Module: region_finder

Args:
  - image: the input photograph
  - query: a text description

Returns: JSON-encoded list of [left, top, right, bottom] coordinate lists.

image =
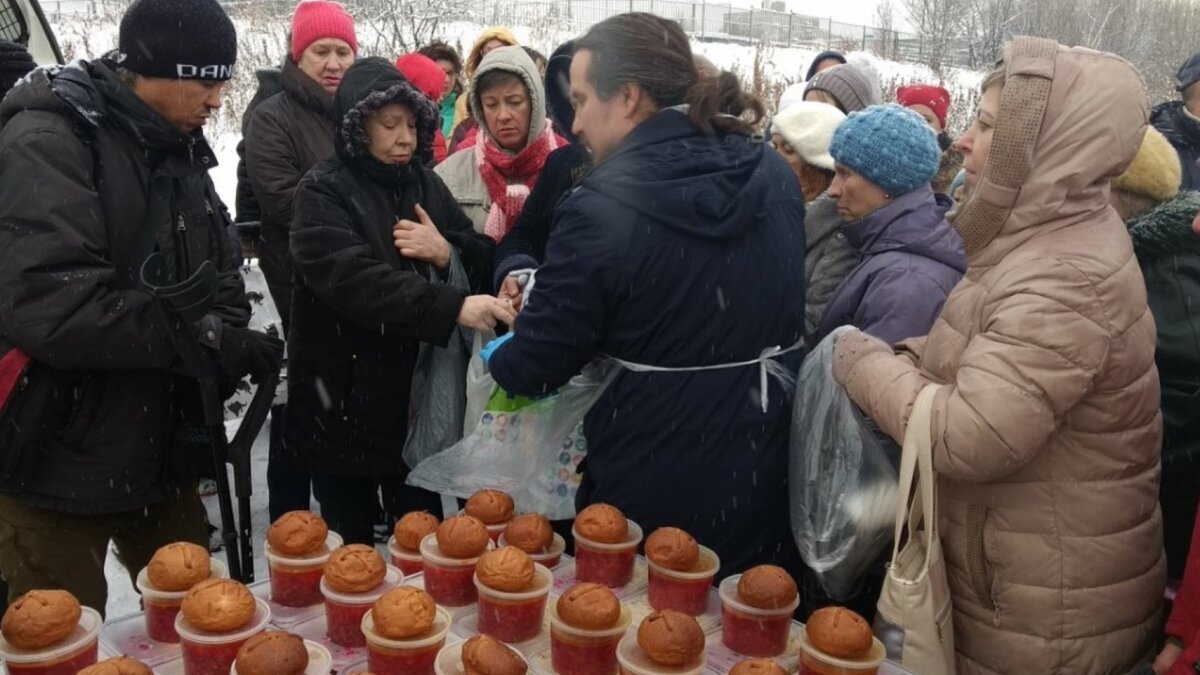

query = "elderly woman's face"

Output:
[[481, 79, 531, 151], [957, 85, 1001, 190], [828, 163, 892, 222], [365, 102, 417, 165]]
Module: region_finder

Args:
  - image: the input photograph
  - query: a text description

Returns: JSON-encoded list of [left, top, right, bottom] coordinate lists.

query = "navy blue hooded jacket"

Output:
[[489, 108, 807, 577]]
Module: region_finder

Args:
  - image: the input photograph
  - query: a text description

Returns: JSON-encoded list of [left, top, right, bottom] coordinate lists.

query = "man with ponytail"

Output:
[[485, 13, 807, 578]]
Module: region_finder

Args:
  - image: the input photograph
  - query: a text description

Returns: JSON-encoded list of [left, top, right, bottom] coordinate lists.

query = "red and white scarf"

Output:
[[476, 122, 564, 242]]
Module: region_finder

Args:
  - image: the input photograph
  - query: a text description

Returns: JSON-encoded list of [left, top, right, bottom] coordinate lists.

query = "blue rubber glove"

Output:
[[479, 332, 514, 365]]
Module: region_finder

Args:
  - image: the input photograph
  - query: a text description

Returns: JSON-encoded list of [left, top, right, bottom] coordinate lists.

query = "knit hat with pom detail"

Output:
[[118, 0, 236, 80], [291, 1, 358, 62], [1112, 127, 1181, 204], [830, 103, 941, 197]]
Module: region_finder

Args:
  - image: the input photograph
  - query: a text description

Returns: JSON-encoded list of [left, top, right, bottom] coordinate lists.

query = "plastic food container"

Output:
[[615, 632, 705, 675], [797, 630, 885, 675], [137, 558, 230, 643], [176, 598, 272, 675], [229, 639, 332, 675], [434, 638, 528, 675], [420, 533, 494, 607], [718, 575, 798, 658], [362, 606, 452, 675], [321, 565, 404, 647], [265, 531, 344, 608], [497, 532, 567, 569], [572, 520, 643, 588], [474, 563, 553, 643], [548, 599, 631, 675], [387, 536, 425, 577], [0, 606, 101, 675], [646, 546, 719, 616]]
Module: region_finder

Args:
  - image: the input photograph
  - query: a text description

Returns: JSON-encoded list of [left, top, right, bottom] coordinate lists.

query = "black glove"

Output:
[[218, 325, 283, 384]]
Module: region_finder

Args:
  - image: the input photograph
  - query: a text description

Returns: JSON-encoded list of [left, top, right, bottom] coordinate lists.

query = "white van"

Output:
[[1, 0, 62, 65]]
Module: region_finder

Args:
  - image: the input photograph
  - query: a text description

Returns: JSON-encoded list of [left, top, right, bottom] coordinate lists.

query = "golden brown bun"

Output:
[[1, 589, 82, 650], [325, 544, 387, 593], [644, 528, 699, 571], [729, 660, 787, 675], [394, 512, 440, 552], [372, 587, 436, 640], [556, 583, 621, 630], [267, 511, 329, 556], [77, 657, 154, 675], [737, 565, 798, 610], [465, 490, 515, 525], [147, 542, 212, 592], [636, 611, 705, 667], [235, 631, 309, 675], [806, 607, 873, 660], [574, 504, 628, 544], [436, 515, 490, 558], [476, 547, 535, 592], [462, 635, 527, 675], [503, 514, 554, 554], [181, 578, 256, 632]]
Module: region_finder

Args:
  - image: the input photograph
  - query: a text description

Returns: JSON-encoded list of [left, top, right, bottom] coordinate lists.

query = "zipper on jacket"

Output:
[[965, 504, 997, 613], [175, 213, 191, 279]]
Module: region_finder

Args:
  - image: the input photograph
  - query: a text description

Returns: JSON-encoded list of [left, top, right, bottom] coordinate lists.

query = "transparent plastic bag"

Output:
[[407, 359, 618, 520], [789, 327, 900, 600]]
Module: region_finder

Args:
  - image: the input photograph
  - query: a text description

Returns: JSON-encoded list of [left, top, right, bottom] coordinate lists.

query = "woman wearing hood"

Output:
[[449, 27, 519, 148], [286, 58, 514, 543], [814, 104, 966, 345], [436, 46, 567, 243], [831, 38, 1164, 674]]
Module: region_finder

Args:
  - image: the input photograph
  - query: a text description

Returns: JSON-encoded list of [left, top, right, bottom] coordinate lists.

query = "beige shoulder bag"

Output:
[[874, 384, 956, 674]]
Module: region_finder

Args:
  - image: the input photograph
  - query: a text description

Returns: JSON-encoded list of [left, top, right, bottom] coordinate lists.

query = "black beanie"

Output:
[[0, 41, 35, 97], [118, 0, 237, 80]]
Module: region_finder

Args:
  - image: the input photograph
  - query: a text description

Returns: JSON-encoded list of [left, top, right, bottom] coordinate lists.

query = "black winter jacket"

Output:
[[235, 67, 283, 224], [286, 59, 493, 477], [0, 60, 250, 514], [489, 109, 807, 577], [1152, 101, 1200, 191]]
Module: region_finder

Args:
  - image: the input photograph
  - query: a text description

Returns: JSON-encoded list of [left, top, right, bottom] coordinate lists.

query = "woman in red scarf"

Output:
[[435, 46, 567, 242]]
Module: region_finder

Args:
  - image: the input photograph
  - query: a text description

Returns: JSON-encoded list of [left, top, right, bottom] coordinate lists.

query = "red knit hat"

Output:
[[896, 84, 951, 128], [291, 1, 357, 62], [395, 53, 446, 102]]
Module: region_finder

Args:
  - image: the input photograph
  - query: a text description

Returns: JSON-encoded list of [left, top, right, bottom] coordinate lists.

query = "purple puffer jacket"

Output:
[[814, 185, 966, 345]]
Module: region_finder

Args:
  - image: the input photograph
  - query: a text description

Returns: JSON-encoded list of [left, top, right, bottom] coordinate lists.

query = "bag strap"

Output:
[[890, 384, 942, 571]]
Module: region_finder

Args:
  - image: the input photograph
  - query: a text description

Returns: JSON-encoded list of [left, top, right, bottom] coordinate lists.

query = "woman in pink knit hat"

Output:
[[242, 0, 357, 520]]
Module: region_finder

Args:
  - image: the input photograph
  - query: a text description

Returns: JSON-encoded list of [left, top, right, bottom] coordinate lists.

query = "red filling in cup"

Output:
[[717, 575, 798, 658], [419, 533, 493, 607], [362, 606, 452, 675], [175, 598, 271, 675], [136, 558, 230, 643], [548, 600, 631, 675], [797, 630, 885, 675], [474, 563, 553, 643], [646, 546, 719, 616], [321, 565, 404, 648], [0, 606, 102, 675], [572, 520, 643, 588], [387, 536, 425, 577], [265, 532, 343, 608], [614, 632, 706, 675]]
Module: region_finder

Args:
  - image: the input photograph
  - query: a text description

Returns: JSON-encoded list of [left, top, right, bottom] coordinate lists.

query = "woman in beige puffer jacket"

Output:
[[831, 37, 1165, 674]]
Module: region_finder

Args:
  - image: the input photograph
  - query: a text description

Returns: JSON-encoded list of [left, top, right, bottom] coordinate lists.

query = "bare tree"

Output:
[[872, 0, 898, 60], [902, 0, 968, 75], [345, 0, 475, 56]]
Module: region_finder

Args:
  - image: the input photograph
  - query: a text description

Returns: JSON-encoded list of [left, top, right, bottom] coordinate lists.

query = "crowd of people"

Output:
[[1, 0, 1200, 673]]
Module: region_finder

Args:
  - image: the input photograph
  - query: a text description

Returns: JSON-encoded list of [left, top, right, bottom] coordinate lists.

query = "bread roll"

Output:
[[503, 514, 553, 554], [77, 657, 154, 675], [325, 544, 386, 594], [574, 504, 628, 544], [737, 565, 798, 610], [465, 490, 515, 525], [235, 631, 309, 675], [267, 511, 329, 556], [476, 547, 535, 592], [435, 515, 490, 558], [644, 528, 699, 571], [372, 587, 436, 640], [462, 635, 527, 675], [147, 542, 211, 592], [556, 583, 621, 630], [394, 512, 440, 552], [806, 606, 873, 660], [181, 578, 256, 633], [636, 610, 705, 667], [1, 589, 82, 650]]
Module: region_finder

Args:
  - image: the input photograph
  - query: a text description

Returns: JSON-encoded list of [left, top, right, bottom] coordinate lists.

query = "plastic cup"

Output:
[[0, 606, 101, 675], [137, 558, 230, 643], [362, 606, 452, 675], [321, 565, 404, 647], [265, 531, 343, 608], [434, 638, 528, 675], [646, 547, 719, 616], [797, 630, 885, 675], [176, 598, 271, 675], [229, 639, 333, 675], [419, 533, 494, 607], [387, 536, 425, 577], [573, 520, 643, 588], [473, 563, 553, 643], [718, 575, 798, 658], [615, 632, 705, 675], [549, 599, 631, 675], [497, 532, 567, 569]]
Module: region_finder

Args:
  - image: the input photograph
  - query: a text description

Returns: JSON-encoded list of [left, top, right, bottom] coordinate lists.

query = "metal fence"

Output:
[[40, 0, 978, 69]]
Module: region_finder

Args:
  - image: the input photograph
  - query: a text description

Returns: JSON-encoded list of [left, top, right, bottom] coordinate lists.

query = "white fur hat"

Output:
[[771, 101, 846, 172]]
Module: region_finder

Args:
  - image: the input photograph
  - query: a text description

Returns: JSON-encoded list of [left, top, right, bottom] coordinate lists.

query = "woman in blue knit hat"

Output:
[[813, 103, 967, 345]]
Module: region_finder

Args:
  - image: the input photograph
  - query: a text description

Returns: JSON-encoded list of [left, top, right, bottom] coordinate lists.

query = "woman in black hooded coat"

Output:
[[286, 58, 515, 542]]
